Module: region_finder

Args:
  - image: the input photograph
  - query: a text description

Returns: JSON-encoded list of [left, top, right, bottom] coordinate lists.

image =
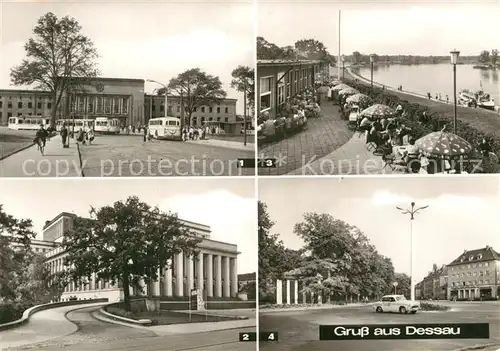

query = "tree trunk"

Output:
[[122, 273, 131, 312], [51, 92, 58, 127]]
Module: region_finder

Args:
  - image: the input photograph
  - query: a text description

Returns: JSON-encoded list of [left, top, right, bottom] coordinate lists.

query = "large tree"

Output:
[[230, 65, 255, 117], [478, 50, 490, 64], [62, 196, 201, 311], [491, 49, 499, 66], [10, 12, 100, 125], [166, 68, 226, 129], [0, 206, 63, 305], [294, 39, 336, 65]]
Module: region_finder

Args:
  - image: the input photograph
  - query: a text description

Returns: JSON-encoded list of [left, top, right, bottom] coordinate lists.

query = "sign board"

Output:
[[190, 289, 205, 311], [393, 282, 399, 287]]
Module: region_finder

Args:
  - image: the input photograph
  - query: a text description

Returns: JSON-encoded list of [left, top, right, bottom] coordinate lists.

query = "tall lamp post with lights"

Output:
[[147, 79, 168, 118], [450, 49, 460, 134], [396, 202, 429, 301], [369, 54, 375, 93]]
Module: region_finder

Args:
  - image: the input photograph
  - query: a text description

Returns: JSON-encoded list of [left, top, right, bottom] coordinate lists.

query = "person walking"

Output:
[[61, 123, 68, 147], [87, 128, 95, 145], [143, 126, 148, 142]]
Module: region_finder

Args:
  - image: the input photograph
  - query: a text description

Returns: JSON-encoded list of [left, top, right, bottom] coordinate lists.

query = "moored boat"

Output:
[[458, 89, 495, 110]]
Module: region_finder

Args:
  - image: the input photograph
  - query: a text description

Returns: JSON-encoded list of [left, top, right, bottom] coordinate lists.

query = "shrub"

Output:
[[0, 302, 33, 324], [419, 302, 450, 311], [106, 306, 136, 320]]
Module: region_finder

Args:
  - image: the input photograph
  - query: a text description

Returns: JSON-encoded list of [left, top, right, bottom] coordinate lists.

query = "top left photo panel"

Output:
[[0, 0, 256, 178]]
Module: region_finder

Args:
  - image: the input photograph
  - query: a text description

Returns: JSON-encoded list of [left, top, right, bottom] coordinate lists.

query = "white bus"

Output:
[[56, 119, 94, 133], [94, 117, 121, 134], [148, 117, 181, 140], [8, 116, 50, 130]]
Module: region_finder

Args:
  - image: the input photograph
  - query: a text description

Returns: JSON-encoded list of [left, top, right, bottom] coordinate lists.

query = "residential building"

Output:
[[447, 246, 500, 300], [257, 59, 330, 119], [417, 265, 448, 300], [39, 212, 240, 303]]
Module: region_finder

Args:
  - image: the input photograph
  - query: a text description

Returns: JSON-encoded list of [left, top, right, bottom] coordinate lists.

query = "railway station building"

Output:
[[0, 77, 241, 131]]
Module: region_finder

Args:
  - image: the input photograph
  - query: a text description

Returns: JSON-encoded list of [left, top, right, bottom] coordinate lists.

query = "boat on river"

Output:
[[458, 89, 495, 110]]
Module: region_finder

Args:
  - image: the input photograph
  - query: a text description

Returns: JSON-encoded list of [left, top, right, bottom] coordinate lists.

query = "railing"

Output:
[[0, 298, 108, 332]]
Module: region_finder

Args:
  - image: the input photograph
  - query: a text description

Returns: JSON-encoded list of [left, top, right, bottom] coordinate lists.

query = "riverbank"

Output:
[[346, 68, 500, 140]]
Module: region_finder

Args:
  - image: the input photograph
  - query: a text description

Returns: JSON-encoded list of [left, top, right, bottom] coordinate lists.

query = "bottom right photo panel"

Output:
[[258, 176, 500, 351]]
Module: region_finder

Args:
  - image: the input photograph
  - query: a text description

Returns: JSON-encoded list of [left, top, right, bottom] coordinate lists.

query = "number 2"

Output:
[[242, 333, 249, 341], [268, 333, 275, 340]]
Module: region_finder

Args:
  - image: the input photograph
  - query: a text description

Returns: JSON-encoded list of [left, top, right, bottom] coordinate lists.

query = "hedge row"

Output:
[[0, 302, 33, 324], [343, 78, 500, 173]]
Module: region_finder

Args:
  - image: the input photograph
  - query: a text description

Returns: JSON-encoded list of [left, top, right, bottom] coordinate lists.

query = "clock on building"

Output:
[[96, 84, 104, 92]]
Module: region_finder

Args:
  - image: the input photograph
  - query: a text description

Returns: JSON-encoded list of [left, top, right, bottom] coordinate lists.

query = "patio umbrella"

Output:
[[346, 93, 371, 105], [331, 84, 350, 91], [415, 131, 472, 157], [361, 104, 396, 119], [338, 87, 359, 96]]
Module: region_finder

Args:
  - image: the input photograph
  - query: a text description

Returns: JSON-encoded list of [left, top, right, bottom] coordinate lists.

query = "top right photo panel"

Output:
[[256, 1, 500, 176]]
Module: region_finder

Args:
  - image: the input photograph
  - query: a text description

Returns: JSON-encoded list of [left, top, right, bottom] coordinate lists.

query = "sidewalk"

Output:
[[185, 139, 255, 152], [0, 135, 82, 177], [0, 303, 102, 350], [174, 308, 256, 319], [287, 132, 404, 175]]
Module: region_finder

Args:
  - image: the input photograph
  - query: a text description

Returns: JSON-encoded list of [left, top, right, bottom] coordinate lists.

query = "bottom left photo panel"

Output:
[[0, 178, 257, 351]]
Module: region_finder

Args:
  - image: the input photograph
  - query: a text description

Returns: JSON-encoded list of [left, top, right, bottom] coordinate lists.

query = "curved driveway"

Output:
[[2, 304, 255, 351], [259, 302, 500, 351]]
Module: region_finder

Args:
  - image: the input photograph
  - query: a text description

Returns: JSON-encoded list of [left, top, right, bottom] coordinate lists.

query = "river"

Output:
[[337, 64, 500, 104]]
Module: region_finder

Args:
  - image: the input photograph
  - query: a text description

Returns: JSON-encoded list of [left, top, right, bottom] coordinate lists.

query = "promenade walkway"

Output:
[[258, 95, 353, 175], [0, 135, 82, 177], [0, 303, 103, 350]]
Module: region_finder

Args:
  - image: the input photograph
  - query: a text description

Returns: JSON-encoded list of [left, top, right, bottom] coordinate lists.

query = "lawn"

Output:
[[106, 306, 244, 326], [0, 128, 35, 159]]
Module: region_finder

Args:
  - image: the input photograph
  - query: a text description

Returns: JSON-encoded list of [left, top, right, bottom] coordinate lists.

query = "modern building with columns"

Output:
[[42, 212, 244, 306]]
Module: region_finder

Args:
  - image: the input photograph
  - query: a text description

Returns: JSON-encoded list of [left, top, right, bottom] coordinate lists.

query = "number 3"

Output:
[[268, 333, 274, 340], [266, 159, 272, 167], [242, 334, 249, 341]]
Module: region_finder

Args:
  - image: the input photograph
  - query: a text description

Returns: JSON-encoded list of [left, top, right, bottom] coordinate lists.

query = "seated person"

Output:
[[380, 118, 388, 130]]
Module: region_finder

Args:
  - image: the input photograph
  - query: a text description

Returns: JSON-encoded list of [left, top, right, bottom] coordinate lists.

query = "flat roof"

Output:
[[0, 89, 51, 95], [258, 59, 325, 67], [144, 94, 237, 102]]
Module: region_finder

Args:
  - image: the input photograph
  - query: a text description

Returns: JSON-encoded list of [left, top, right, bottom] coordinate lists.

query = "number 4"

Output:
[[268, 333, 275, 340]]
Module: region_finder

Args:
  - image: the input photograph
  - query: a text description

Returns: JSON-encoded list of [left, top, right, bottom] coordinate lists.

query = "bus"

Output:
[[8, 116, 50, 130], [56, 119, 94, 133], [148, 117, 181, 140], [94, 117, 121, 134]]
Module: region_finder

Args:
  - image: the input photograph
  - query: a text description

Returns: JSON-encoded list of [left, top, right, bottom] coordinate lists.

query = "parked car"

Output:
[[373, 294, 420, 314]]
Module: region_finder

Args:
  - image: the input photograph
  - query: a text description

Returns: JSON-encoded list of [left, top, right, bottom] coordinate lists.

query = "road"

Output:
[[259, 302, 500, 351], [3, 305, 255, 351], [79, 135, 254, 176]]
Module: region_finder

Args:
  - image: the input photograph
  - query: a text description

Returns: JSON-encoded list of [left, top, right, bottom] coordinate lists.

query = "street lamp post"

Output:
[[450, 49, 460, 134], [147, 79, 168, 118], [369, 54, 375, 93], [341, 55, 345, 80], [396, 202, 429, 301], [243, 84, 247, 146]]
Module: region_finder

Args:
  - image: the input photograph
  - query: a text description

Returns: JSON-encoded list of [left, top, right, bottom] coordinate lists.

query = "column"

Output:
[[302, 291, 307, 304], [294, 280, 299, 304], [214, 255, 222, 297], [152, 268, 160, 296], [286, 280, 291, 304], [311, 291, 315, 304], [164, 263, 173, 297], [206, 254, 213, 297], [139, 278, 146, 296], [230, 257, 238, 297], [276, 279, 282, 304], [196, 252, 204, 292], [223, 256, 230, 297], [186, 255, 194, 292], [175, 252, 184, 296]]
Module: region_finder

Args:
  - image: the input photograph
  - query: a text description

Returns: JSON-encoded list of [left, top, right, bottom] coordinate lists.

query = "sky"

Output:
[[258, 0, 500, 57], [259, 176, 500, 283], [0, 0, 254, 114], [0, 178, 257, 274]]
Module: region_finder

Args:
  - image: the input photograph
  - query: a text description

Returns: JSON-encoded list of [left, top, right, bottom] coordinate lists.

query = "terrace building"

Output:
[[447, 246, 500, 300], [257, 59, 330, 119], [40, 212, 241, 306], [417, 265, 448, 300]]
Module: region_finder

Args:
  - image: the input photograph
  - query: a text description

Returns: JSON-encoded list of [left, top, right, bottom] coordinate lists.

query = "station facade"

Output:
[[0, 77, 241, 131], [41, 212, 240, 302]]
